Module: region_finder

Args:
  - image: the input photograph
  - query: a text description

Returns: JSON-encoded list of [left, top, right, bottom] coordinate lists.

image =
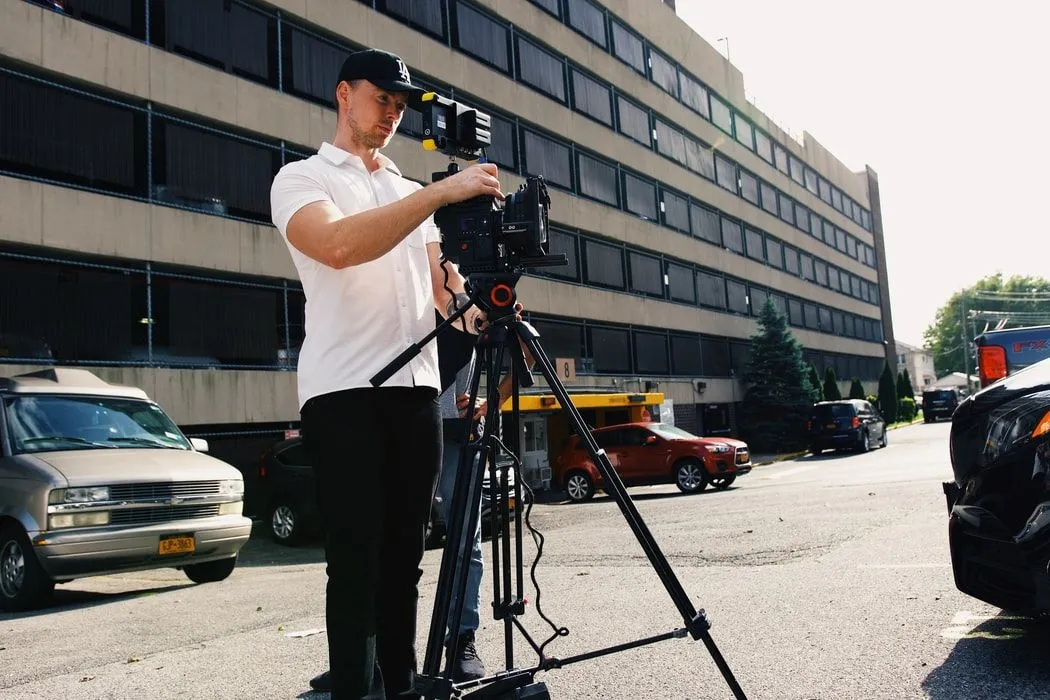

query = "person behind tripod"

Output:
[[270, 47, 503, 700]]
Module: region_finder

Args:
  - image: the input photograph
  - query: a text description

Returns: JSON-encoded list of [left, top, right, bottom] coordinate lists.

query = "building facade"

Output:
[[0, 0, 893, 475], [896, 341, 936, 393]]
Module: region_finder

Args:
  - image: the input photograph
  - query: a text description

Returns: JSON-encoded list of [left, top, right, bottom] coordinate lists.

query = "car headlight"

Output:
[[49, 487, 111, 504], [707, 444, 731, 454], [218, 480, 244, 499]]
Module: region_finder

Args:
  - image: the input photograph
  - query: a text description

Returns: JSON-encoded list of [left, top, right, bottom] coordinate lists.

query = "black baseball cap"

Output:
[[337, 49, 426, 104]]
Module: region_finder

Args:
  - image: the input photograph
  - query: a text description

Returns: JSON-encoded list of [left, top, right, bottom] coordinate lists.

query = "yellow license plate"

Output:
[[507, 498, 516, 511], [826, 423, 837, 429], [159, 535, 195, 555]]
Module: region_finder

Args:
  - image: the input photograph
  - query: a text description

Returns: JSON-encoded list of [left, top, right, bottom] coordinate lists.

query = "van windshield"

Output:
[[3, 395, 191, 454]]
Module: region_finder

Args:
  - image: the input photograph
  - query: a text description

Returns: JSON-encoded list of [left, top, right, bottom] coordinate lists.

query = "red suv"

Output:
[[554, 422, 752, 502]]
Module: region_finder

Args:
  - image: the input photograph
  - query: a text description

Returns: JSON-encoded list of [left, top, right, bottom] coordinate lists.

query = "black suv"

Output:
[[808, 399, 887, 454], [922, 388, 960, 422]]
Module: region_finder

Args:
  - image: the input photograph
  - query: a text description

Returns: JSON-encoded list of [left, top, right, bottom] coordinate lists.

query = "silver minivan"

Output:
[[0, 368, 252, 611]]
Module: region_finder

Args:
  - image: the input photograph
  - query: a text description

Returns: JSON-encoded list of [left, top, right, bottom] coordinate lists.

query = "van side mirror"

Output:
[[645, 435, 658, 445], [190, 437, 209, 452]]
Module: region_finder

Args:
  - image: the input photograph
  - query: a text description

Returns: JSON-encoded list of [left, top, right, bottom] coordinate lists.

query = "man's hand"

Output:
[[457, 393, 488, 422], [434, 163, 504, 205]]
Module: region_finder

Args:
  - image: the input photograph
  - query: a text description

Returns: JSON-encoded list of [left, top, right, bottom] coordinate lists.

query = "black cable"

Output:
[[488, 434, 570, 656]]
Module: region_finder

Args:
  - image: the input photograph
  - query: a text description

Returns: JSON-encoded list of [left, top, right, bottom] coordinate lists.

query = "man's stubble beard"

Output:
[[347, 112, 392, 150]]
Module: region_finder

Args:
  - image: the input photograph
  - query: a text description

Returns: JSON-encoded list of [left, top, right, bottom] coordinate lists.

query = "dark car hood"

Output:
[[950, 358, 1050, 483]]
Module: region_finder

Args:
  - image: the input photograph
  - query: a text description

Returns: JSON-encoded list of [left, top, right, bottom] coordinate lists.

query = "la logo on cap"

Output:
[[396, 58, 410, 83]]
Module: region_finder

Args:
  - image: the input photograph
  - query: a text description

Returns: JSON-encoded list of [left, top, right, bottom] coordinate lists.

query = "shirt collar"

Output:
[[318, 142, 401, 176]]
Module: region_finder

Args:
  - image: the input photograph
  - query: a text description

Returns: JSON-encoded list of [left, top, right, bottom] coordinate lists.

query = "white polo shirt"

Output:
[[270, 142, 442, 409]]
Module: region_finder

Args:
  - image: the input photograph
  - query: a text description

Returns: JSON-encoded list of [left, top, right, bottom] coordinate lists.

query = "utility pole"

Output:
[[960, 294, 971, 391]]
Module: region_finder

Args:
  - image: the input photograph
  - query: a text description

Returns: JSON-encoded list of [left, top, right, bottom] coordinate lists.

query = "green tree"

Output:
[[878, 362, 899, 423], [902, 368, 915, 396], [823, 366, 842, 400], [849, 379, 866, 400], [923, 273, 1050, 377], [808, 365, 823, 401], [896, 370, 912, 402], [739, 299, 818, 452]]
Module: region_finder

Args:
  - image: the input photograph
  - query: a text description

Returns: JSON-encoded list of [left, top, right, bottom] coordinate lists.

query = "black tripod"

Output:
[[372, 273, 747, 700]]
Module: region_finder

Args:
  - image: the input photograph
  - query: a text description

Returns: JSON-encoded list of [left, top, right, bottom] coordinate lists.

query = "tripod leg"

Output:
[[511, 321, 748, 700]]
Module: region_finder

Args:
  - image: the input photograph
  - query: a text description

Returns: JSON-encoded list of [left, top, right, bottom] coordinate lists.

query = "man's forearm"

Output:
[[332, 186, 446, 267]]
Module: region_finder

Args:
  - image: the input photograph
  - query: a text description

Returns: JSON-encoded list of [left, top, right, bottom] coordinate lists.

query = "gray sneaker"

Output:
[[447, 630, 485, 682]]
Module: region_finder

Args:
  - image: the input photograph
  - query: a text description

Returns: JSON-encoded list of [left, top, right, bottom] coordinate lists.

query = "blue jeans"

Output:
[[436, 438, 484, 637]]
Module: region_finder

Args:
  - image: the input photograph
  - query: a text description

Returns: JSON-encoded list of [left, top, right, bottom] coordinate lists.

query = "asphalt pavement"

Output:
[[3, 421, 1049, 699]]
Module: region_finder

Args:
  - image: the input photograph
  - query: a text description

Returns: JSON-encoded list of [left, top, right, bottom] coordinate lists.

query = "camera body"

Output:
[[420, 92, 564, 276]]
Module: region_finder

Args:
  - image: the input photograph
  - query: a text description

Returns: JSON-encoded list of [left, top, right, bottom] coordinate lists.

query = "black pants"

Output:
[[301, 386, 441, 700]]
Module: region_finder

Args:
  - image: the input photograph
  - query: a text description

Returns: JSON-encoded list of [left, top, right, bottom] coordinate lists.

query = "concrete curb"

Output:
[[752, 450, 808, 467]]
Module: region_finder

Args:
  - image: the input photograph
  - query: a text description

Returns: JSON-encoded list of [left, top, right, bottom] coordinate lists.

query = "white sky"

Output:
[[676, 0, 1047, 347]]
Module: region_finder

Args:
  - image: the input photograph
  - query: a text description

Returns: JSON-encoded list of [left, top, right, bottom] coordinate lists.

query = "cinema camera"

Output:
[[419, 92, 565, 275]]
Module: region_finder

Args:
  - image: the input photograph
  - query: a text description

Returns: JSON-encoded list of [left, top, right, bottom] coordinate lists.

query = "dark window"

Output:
[[803, 303, 819, 330], [721, 217, 743, 254], [799, 253, 815, 281], [744, 228, 765, 263], [616, 96, 651, 146], [734, 115, 754, 149], [750, 288, 769, 315], [769, 294, 786, 317], [523, 130, 571, 189], [65, 0, 147, 39], [818, 307, 833, 332], [760, 182, 777, 216], [754, 130, 772, 163], [544, 229, 579, 281], [154, 0, 275, 86], [649, 48, 679, 98], [861, 210, 872, 231], [624, 173, 657, 220], [711, 95, 732, 134], [778, 194, 795, 225], [766, 238, 783, 269], [486, 113, 517, 169], [828, 267, 841, 292], [571, 69, 612, 125], [700, 338, 731, 377], [381, 0, 445, 38], [583, 239, 624, 289], [667, 263, 695, 303], [531, 318, 585, 369], [282, 25, 345, 104], [671, 335, 702, 375], [0, 256, 139, 364], [455, 2, 509, 72], [835, 228, 847, 252], [795, 205, 810, 233], [697, 272, 726, 309], [679, 73, 709, 118], [591, 326, 631, 373], [152, 118, 278, 221], [815, 259, 828, 286], [610, 20, 645, 74], [528, 0, 560, 16], [739, 170, 759, 205], [832, 187, 843, 212], [851, 275, 862, 298], [517, 38, 566, 102], [655, 120, 687, 165], [566, 0, 606, 47], [0, 73, 145, 196], [662, 189, 691, 233], [715, 155, 736, 192], [686, 139, 715, 180], [821, 219, 834, 246], [784, 246, 799, 275], [804, 168, 818, 195], [635, 332, 669, 374], [819, 177, 832, 204], [628, 252, 663, 296], [729, 341, 751, 376], [774, 144, 788, 174], [691, 206, 721, 245], [833, 311, 845, 336], [578, 153, 618, 206], [788, 299, 803, 326], [788, 155, 804, 185], [847, 236, 858, 259], [726, 280, 748, 314]]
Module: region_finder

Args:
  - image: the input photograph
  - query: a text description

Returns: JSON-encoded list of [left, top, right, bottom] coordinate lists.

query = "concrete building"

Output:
[[896, 341, 936, 392], [0, 0, 893, 476]]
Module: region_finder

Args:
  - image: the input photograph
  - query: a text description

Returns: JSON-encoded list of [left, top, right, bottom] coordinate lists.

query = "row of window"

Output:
[[529, 313, 885, 382], [35, 0, 879, 274], [0, 245, 881, 382], [521, 0, 873, 232], [537, 228, 884, 343], [0, 64, 880, 310]]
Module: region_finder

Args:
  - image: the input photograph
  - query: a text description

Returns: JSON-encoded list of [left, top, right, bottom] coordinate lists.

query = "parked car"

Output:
[[943, 356, 1050, 614], [554, 422, 752, 503], [922, 388, 960, 422], [807, 399, 887, 454], [257, 436, 515, 547], [0, 368, 251, 611]]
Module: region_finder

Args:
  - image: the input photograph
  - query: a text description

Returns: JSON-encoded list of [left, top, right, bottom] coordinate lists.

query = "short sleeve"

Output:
[[422, 214, 442, 245], [270, 164, 331, 237]]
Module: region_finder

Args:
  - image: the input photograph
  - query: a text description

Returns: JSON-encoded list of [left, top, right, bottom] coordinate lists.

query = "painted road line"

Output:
[[940, 610, 1029, 640]]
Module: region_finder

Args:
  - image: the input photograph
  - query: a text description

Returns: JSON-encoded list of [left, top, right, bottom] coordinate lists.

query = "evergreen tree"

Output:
[[808, 365, 823, 401], [739, 299, 818, 452], [896, 371, 912, 403], [849, 378, 866, 400], [823, 366, 842, 400], [902, 368, 915, 397], [878, 362, 899, 423]]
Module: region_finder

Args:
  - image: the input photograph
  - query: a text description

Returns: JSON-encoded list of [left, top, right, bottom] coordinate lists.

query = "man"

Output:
[[270, 48, 502, 699], [310, 317, 535, 692]]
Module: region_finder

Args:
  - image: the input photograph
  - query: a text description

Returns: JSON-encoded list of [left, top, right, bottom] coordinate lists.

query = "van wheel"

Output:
[[564, 470, 595, 502], [857, 431, 871, 453], [184, 557, 237, 584], [0, 523, 54, 612], [675, 459, 707, 493]]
